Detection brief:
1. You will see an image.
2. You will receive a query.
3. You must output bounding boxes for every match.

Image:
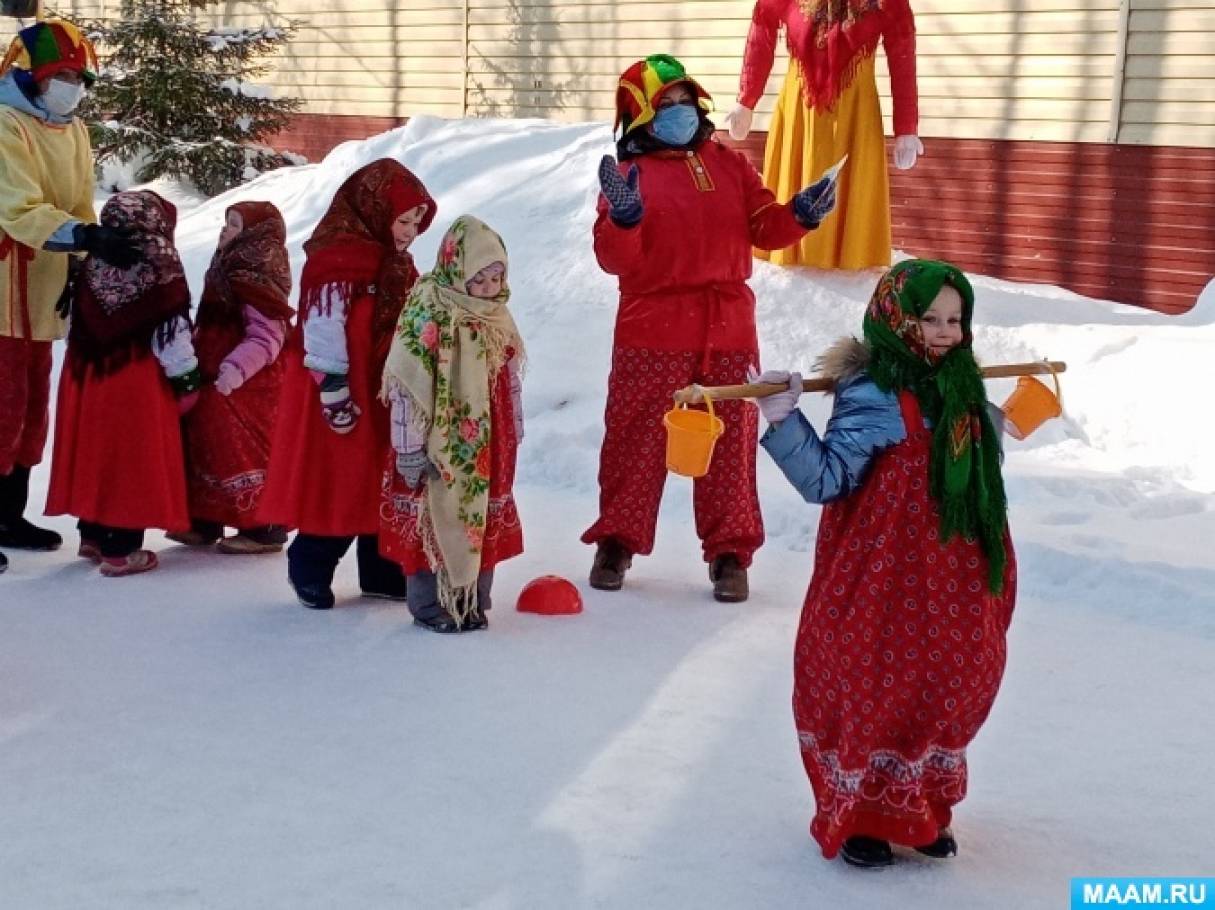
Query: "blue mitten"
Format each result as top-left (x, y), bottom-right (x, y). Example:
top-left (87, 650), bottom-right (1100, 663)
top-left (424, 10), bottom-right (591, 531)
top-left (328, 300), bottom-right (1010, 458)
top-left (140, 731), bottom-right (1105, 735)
top-left (598, 155), bottom-right (643, 227)
top-left (792, 177), bottom-right (838, 230)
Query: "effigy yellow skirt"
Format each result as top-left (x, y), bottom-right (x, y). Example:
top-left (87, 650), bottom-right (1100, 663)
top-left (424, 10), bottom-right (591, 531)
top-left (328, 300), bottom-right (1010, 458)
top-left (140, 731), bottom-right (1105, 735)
top-left (756, 56), bottom-right (892, 270)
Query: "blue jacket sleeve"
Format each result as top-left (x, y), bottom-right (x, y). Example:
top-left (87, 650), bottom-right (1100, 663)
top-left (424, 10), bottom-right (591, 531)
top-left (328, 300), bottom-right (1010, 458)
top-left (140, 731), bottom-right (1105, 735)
top-left (760, 376), bottom-right (907, 504)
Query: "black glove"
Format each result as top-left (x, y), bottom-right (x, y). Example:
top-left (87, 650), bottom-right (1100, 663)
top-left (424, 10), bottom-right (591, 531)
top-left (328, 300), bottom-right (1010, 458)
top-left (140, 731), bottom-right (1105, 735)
top-left (55, 256), bottom-right (83, 319)
top-left (74, 223), bottom-right (143, 269)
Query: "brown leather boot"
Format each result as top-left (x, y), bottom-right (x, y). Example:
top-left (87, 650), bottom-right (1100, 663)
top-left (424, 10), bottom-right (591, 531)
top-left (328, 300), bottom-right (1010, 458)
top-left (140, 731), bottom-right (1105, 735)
top-left (709, 554), bottom-right (749, 603)
top-left (589, 538), bottom-right (632, 591)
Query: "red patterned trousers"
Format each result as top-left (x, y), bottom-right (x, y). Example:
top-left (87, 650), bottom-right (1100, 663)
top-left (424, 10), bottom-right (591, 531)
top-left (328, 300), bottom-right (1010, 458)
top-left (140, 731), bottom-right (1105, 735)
top-left (0, 336), bottom-right (52, 475)
top-left (582, 346), bottom-right (764, 567)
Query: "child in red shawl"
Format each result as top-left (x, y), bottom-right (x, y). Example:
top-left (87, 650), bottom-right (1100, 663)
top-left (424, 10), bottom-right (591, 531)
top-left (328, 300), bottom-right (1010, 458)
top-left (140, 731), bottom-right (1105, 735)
top-left (260, 159), bottom-right (436, 609)
top-left (46, 190), bottom-right (200, 576)
top-left (177, 202), bottom-right (292, 553)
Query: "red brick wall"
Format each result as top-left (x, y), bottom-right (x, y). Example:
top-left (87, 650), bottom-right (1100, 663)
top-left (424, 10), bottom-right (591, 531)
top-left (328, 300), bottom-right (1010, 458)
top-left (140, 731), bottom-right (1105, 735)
top-left (271, 114), bottom-right (1213, 314)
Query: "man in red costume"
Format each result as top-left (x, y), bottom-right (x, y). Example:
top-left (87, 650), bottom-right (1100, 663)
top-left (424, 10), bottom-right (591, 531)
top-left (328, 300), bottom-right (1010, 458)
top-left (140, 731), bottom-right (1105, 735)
top-left (583, 54), bottom-right (838, 602)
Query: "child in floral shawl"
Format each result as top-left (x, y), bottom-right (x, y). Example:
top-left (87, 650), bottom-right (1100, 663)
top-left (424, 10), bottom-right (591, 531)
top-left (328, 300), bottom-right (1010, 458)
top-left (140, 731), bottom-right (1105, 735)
top-left (380, 215), bottom-right (525, 633)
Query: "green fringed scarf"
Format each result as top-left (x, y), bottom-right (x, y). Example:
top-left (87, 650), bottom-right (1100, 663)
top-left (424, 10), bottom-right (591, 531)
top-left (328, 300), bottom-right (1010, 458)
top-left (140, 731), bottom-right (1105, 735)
top-left (862, 259), bottom-right (1009, 592)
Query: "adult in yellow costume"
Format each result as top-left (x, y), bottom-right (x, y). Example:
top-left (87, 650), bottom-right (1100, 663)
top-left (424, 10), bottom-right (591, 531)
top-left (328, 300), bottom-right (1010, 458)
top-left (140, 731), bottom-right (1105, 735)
top-left (0, 19), bottom-right (140, 571)
top-left (725, 0), bottom-right (922, 270)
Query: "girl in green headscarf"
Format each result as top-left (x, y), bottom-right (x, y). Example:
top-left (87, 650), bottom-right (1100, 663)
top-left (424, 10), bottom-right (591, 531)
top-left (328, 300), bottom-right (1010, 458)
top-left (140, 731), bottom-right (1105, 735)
top-left (756, 259), bottom-right (1017, 868)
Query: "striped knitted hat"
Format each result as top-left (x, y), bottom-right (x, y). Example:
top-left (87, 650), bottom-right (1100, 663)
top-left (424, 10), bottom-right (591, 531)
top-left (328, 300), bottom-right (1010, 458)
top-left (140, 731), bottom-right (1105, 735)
top-left (1, 20), bottom-right (98, 85)
top-left (614, 54), bottom-right (712, 137)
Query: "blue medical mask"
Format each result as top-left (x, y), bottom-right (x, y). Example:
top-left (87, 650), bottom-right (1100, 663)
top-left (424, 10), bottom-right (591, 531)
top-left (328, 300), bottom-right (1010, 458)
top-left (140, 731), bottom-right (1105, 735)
top-left (651, 103), bottom-right (700, 147)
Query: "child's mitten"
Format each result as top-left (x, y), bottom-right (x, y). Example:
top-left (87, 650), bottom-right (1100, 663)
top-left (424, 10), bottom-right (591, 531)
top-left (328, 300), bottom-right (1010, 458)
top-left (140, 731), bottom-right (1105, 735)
top-left (396, 449), bottom-right (431, 490)
top-left (598, 155), bottom-right (643, 227)
top-left (214, 362), bottom-right (243, 396)
top-left (319, 373), bottom-right (360, 435)
top-left (747, 367), bottom-right (803, 425)
top-left (792, 177), bottom-right (837, 230)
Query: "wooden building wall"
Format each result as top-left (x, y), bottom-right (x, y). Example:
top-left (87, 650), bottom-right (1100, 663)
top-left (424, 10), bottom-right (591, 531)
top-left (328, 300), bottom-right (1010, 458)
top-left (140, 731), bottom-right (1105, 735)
top-left (45, 0), bottom-right (1215, 312)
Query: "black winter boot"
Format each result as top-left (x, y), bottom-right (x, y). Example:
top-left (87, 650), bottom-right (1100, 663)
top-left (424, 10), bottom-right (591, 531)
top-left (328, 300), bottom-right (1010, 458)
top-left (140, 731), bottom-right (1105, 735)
top-left (840, 836), bottom-right (894, 868)
top-left (0, 549), bottom-right (8, 574)
top-left (914, 828), bottom-right (958, 859)
top-left (0, 466), bottom-right (62, 551)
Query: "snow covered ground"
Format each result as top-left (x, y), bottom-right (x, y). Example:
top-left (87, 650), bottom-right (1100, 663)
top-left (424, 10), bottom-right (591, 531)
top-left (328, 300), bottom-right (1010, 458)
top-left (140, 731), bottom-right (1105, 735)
top-left (3, 117), bottom-right (1214, 909)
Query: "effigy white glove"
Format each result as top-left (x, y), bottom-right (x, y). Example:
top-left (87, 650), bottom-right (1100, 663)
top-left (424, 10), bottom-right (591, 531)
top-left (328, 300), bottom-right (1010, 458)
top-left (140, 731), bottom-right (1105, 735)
top-left (724, 104), bottom-right (754, 141)
top-left (893, 135), bottom-right (924, 170)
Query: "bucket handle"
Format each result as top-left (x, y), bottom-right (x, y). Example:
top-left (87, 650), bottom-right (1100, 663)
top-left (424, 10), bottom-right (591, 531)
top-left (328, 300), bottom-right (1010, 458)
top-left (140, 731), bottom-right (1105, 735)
top-left (1040, 358), bottom-right (1063, 410)
top-left (683, 385), bottom-right (716, 420)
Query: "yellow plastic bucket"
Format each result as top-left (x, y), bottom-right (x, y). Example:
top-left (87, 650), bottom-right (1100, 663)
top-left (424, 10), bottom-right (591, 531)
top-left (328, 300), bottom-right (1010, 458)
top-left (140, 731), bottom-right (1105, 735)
top-left (1001, 364), bottom-right (1063, 440)
top-left (664, 392), bottom-right (725, 478)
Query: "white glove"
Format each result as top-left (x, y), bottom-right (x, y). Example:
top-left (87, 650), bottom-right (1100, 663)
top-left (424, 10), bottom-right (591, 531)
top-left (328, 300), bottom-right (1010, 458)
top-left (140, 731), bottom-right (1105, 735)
top-left (724, 104), bottom-right (754, 141)
top-left (748, 367), bottom-right (803, 425)
top-left (214, 362), bottom-right (243, 396)
top-left (893, 135), bottom-right (924, 171)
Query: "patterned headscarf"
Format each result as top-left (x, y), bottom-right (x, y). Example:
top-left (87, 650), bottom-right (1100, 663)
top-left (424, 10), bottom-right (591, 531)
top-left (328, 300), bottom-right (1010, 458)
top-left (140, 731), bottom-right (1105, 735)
top-left (299, 158), bottom-right (436, 358)
top-left (71, 190), bottom-right (190, 373)
top-left (382, 215), bottom-right (524, 627)
top-left (862, 259), bottom-right (1009, 592)
top-left (794, 0), bottom-right (913, 111)
top-left (197, 201), bottom-right (292, 333)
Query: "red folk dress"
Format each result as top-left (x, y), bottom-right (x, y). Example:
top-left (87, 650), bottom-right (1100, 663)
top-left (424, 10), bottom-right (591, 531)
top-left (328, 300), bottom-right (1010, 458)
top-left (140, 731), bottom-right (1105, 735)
top-left (258, 293), bottom-right (392, 536)
top-left (182, 321), bottom-right (285, 527)
top-left (46, 350), bottom-right (189, 532)
top-left (794, 391), bottom-right (1016, 858)
top-left (379, 361), bottom-right (522, 573)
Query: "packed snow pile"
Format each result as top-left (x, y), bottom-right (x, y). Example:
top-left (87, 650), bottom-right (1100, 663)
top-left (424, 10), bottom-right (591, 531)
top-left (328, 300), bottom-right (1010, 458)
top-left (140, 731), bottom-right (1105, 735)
top-left (4, 116), bottom-right (1213, 909)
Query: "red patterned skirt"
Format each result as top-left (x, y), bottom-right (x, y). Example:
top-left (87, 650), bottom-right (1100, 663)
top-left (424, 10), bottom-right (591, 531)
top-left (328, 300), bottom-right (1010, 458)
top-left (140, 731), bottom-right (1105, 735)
top-left (182, 323), bottom-right (284, 527)
top-left (379, 364), bottom-right (523, 574)
top-left (793, 391), bottom-right (1016, 858)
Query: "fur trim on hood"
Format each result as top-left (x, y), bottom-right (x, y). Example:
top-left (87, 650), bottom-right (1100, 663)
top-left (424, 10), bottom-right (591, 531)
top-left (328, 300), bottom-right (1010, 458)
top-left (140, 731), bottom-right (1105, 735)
top-left (814, 336), bottom-right (871, 385)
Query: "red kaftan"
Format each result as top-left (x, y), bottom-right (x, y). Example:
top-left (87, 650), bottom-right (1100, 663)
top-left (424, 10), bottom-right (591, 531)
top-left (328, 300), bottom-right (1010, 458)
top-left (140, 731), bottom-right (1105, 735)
top-left (182, 322), bottom-right (284, 528)
top-left (379, 362), bottom-right (523, 574)
top-left (794, 392), bottom-right (1016, 857)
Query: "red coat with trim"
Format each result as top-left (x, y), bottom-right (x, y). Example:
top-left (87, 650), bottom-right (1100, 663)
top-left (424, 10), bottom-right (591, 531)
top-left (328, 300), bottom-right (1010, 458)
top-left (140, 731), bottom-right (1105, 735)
top-left (594, 138), bottom-right (807, 354)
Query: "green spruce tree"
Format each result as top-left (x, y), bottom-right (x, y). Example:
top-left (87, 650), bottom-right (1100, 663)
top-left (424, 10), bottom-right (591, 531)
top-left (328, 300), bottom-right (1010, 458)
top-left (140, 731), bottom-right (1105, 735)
top-left (76, 0), bottom-right (304, 196)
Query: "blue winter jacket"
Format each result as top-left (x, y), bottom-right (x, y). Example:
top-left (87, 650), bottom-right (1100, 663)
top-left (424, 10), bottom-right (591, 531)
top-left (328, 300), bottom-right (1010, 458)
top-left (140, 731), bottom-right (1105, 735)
top-left (760, 374), bottom-right (906, 505)
top-left (761, 372), bottom-right (1007, 505)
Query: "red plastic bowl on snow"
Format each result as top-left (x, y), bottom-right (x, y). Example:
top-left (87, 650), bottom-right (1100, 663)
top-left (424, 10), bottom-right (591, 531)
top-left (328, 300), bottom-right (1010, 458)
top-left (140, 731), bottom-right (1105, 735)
top-left (516, 576), bottom-right (583, 615)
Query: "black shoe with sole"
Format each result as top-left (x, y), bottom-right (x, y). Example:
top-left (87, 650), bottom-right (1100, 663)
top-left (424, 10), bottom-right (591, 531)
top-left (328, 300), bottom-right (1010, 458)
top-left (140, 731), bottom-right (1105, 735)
top-left (413, 613), bottom-right (462, 634)
top-left (0, 517), bottom-right (62, 551)
top-left (0, 549), bottom-right (7, 574)
top-left (292, 581), bottom-right (335, 610)
top-left (0, 466), bottom-right (62, 551)
top-left (840, 836), bottom-right (894, 868)
top-left (589, 538), bottom-right (632, 591)
top-left (914, 829), bottom-right (958, 859)
top-left (709, 554), bottom-right (749, 603)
